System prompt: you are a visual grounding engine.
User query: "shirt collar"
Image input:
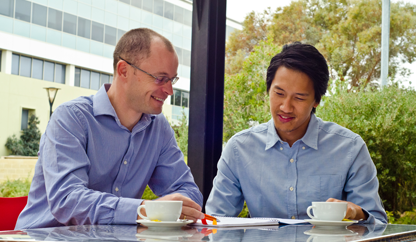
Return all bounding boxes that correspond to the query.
[93,84,156,122]
[93,84,117,118]
[300,113,319,150]
[265,113,319,151]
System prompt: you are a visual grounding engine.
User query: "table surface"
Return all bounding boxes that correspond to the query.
[0,223,416,242]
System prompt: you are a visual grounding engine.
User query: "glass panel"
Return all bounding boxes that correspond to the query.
[44,61,55,82]
[80,69,90,88]
[32,58,43,79]
[90,71,100,90]
[12,54,20,75]
[91,21,104,42]
[183,49,190,66]
[153,0,163,16]
[74,67,81,87]
[55,63,65,83]
[100,73,109,86]
[142,0,152,12]
[131,0,141,8]
[109,75,113,83]
[174,89,181,106]
[173,6,183,24]
[63,13,77,35]
[78,17,91,39]
[0,0,14,17]
[117,29,126,43]
[183,9,192,27]
[48,8,62,31]
[21,109,29,130]
[181,92,189,107]
[20,56,31,77]
[175,47,182,65]
[104,25,116,45]
[15,0,31,22]
[120,0,130,3]
[164,2,173,20]
[32,3,47,27]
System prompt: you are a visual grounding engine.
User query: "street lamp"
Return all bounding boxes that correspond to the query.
[44,87,60,118]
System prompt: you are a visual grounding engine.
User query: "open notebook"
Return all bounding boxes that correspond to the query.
[190,216,307,228]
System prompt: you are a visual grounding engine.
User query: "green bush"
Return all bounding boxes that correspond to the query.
[317,81,416,214]
[0,178,31,197]
[5,115,41,156]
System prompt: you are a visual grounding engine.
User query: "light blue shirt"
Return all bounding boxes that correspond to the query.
[16,84,202,229]
[206,114,387,224]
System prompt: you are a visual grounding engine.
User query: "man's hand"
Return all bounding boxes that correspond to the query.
[326,198,368,220]
[138,193,204,222]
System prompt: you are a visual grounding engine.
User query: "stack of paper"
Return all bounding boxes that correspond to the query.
[191,217,307,228]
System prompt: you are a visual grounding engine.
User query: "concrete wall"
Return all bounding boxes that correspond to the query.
[0,157,37,183]
[0,72,97,157]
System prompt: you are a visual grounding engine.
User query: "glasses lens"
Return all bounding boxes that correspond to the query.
[172,77,179,85]
[155,76,169,85]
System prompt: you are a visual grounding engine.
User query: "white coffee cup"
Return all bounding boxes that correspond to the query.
[137,201,183,221]
[306,202,347,221]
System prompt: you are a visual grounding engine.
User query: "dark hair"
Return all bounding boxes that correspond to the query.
[113,28,174,73]
[266,42,329,113]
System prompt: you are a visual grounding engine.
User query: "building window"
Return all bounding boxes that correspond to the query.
[11,53,66,83]
[74,67,113,90]
[171,89,189,108]
[0,0,14,18]
[21,109,29,130]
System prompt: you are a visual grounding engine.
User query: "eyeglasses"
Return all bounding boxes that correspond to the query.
[119,56,179,85]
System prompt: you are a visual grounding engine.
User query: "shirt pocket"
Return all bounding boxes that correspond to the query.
[308,175,343,201]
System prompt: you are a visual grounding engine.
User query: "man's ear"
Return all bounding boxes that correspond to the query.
[116,60,128,79]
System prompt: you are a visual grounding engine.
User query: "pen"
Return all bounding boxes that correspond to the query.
[204,214,221,223]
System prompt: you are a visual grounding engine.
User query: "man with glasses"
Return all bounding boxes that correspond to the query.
[16,28,204,229]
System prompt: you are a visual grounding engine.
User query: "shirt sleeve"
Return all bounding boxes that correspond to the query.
[205,138,245,217]
[345,136,388,224]
[42,105,141,225]
[147,120,203,207]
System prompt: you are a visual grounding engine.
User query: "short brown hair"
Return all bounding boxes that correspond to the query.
[113,28,174,73]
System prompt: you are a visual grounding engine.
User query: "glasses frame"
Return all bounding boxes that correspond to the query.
[118,57,179,85]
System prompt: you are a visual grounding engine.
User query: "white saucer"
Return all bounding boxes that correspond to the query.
[136,219,194,227]
[305,219,358,227]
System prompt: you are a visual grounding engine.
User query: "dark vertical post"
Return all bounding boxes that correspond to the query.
[188,0,227,210]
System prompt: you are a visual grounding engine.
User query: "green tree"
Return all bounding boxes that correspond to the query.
[171,110,189,156]
[226,0,416,89]
[223,39,280,141]
[5,115,41,156]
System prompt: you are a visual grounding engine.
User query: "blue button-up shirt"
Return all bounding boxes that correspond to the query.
[206,114,387,224]
[16,84,202,229]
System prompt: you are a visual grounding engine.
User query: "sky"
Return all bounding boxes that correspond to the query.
[226,0,416,89]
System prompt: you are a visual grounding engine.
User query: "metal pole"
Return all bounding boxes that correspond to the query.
[381,0,390,87]
[188,0,227,210]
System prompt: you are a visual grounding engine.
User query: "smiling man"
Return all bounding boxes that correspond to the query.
[15,28,204,229]
[206,42,387,224]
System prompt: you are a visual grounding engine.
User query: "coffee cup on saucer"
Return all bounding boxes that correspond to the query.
[137,201,183,221]
[306,202,347,221]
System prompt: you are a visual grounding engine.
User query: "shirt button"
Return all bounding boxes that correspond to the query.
[115,187,119,192]
[302,146,306,150]
[280,147,283,150]
[290,159,294,163]
[124,160,127,165]
[291,216,296,219]
[290,187,294,191]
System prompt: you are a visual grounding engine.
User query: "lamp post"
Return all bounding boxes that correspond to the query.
[44,87,60,118]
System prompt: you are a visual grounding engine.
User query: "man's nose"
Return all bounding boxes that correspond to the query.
[163,81,174,96]
[280,97,293,113]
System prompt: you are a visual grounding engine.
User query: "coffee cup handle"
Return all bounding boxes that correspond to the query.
[137,205,148,220]
[306,206,316,219]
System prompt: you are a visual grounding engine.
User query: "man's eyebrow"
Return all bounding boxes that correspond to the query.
[273,85,310,96]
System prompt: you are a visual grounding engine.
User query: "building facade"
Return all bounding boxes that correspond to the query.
[0,0,241,157]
